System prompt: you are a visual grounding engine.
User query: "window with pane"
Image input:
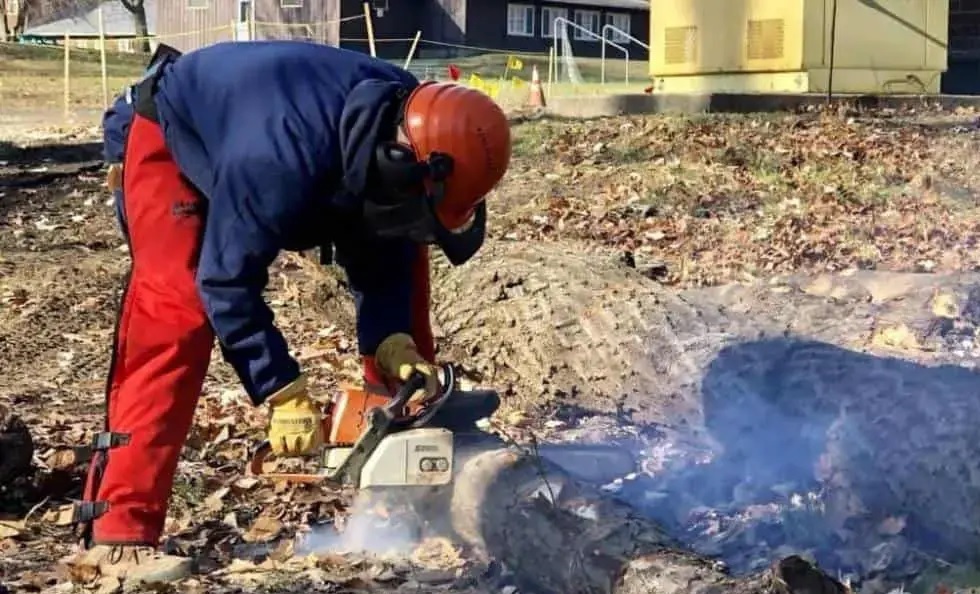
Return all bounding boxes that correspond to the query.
[541,6,568,39]
[573,9,600,41]
[604,12,631,43]
[507,3,535,37]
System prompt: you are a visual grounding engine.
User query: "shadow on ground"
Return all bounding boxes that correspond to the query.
[0,140,102,166]
[0,141,103,197]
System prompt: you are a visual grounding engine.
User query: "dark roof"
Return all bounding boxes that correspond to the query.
[24,0,158,37]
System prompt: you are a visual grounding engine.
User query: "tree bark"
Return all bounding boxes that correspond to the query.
[449,448,849,594]
[1,0,32,40]
[120,0,150,53]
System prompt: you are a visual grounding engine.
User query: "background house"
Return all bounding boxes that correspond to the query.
[21,0,157,52]
[943,0,980,93]
[341,0,649,59]
[154,0,649,60]
[155,0,341,52]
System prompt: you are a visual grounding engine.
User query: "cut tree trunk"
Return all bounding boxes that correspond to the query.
[449,447,849,594]
[299,240,980,561]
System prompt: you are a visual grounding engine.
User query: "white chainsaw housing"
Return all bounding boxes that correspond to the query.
[322,428,454,488]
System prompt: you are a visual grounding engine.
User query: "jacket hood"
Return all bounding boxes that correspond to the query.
[338,78,413,198]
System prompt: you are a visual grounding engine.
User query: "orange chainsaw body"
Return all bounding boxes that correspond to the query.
[323,383,420,446]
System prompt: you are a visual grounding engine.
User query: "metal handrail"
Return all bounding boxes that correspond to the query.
[601,24,649,49]
[552,17,628,85]
[600,24,648,85]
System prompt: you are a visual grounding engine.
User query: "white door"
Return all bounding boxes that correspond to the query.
[236,0,252,41]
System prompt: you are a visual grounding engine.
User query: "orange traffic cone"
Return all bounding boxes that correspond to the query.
[529,65,546,108]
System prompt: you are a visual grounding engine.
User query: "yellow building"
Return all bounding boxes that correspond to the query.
[648,0,949,94]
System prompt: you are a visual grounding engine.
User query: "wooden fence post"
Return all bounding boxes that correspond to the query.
[362,2,377,57]
[403,30,421,69]
[63,33,71,122]
[98,6,109,110]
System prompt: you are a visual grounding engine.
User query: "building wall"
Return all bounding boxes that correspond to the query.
[949,0,980,55]
[155,0,237,52]
[945,0,980,92]
[156,0,340,52]
[465,1,648,60]
[254,0,340,45]
[338,0,424,58]
[422,0,466,46]
[155,0,647,61]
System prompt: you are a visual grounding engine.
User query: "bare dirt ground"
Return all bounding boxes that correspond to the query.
[3,101,980,594]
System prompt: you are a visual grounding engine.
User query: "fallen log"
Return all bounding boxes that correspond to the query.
[299,241,980,564]
[449,448,849,594]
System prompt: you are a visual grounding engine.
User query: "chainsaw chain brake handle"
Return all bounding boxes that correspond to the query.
[247,364,457,482]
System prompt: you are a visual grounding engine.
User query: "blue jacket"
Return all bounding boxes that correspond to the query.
[102,91,133,241]
[102,91,132,164]
[106,41,425,405]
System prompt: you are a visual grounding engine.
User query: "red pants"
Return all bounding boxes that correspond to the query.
[78,114,436,546]
[79,114,215,545]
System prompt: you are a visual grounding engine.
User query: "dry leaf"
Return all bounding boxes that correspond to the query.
[0,520,24,538]
[203,486,230,512]
[233,477,259,491]
[872,324,921,351]
[932,292,959,319]
[45,446,91,470]
[243,516,282,543]
[43,505,76,526]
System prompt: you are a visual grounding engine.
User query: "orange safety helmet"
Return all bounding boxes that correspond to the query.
[365,81,511,265]
[401,81,512,233]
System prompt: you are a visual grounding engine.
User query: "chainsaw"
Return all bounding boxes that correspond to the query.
[249,363,642,490]
[248,364,498,489]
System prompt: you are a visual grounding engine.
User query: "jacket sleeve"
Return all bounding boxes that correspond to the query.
[102,91,134,164]
[196,150,314,405]
[334,235,419,356]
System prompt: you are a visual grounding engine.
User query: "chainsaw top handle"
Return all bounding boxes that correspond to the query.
[389,364,457,427]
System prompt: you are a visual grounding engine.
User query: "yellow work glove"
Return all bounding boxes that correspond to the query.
[266,374,323,456]
[375,333,440,405]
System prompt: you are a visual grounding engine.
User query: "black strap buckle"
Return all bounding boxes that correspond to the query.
[72,501,109,524]
[90,431,130,451]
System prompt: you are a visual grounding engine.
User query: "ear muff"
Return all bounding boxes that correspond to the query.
[374,142,429,192]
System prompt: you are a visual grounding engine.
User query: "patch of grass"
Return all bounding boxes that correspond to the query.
[406,51,648,85]
[1,43,148,113]
[511,120,561,158]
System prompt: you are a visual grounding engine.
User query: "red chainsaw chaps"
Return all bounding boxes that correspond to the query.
[84,114,214,545]
[362,244,436,391]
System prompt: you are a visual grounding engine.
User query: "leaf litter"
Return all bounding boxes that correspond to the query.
[2,108,980,593]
